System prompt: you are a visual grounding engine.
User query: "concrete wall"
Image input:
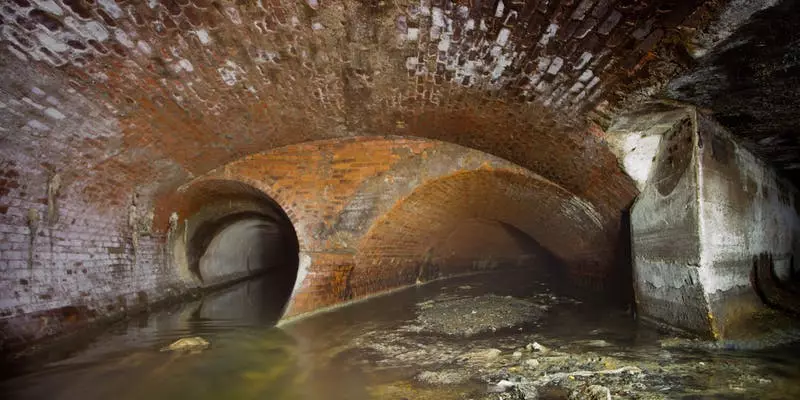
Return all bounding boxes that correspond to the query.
[615,103,800,339]
[627,108,710,335]
[696,114,800,338]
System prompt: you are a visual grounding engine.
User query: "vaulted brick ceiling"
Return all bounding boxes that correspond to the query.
[8,0,797,350]
[0,0,735,219]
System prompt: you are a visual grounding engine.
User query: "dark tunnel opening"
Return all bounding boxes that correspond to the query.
[180,181,301,324]
[495,220,567,276]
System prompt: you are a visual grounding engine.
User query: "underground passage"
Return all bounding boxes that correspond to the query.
[1,0,800,399]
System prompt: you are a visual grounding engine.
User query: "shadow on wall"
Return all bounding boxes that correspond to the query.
[352,169,621,301]
[613,208,635,307]
[167,180,300,319]
[752,253,800,316]
[425,218,566,281]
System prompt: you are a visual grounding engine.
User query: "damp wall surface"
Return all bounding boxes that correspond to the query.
[629,107,709,335]
[629,105,800,339]
[1,137,627,353]
[696,113,800,338]
[0,171,179,353]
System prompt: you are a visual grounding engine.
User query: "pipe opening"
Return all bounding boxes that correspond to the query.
[178,180,300,322]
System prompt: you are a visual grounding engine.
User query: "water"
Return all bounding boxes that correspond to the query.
[2,269,799,399]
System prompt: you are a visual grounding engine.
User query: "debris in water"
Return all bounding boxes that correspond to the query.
[160,337,210,353]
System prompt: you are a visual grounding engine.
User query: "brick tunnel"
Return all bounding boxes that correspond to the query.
[2,0,800,399]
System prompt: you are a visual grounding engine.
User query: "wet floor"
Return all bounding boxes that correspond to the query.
[2,268,800,399]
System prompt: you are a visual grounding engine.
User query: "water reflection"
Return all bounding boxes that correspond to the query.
[1,269,799,400]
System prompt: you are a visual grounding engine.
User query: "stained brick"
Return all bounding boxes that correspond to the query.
[0,0,721,349]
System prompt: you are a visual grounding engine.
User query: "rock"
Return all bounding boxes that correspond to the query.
[489,380,539,400]
[460,348,501,363]
[416,370,468,384]
[524,359,540,369]
[584,339,612,348]
[160,336,210,353]
[513,351,523,359]
[526,342,548,352]
[517,383,539,399]
[488,379,516,393]
[570,384,611,400]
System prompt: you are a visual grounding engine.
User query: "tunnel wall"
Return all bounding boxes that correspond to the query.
[696,114,800,339]
[198,219,281,284]
[351,169,614,300]
[626,108,710,335]
[180,137,623,316]
[2,0,662,349]
[624,104,800,339]
[0,134,630,352]
[1,0,787,350]
[0,133,625,351]
[0,164,175,350]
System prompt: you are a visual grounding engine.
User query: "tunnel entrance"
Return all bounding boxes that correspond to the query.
[173,180,300,322]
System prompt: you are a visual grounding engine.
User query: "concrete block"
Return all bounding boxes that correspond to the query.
[610,102,800,339]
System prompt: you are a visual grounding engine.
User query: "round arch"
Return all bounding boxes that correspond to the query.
[353,168,618,296]
[160,179,301,319]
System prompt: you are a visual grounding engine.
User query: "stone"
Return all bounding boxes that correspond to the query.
[489,379,516,392]
[415,370,468,385]
[513,351,523,359]
[524,359,540,369]
[460,348,502,363]
[488,379,539,399]
[517,383,539,400]
[526,342,548,352]
[584,339,612,348]
[160,336,210,353]
[570,384,611,400]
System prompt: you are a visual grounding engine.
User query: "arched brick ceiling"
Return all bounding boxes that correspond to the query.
[156,138,628,312]
[0,0,726,216]
[356,168,618,286]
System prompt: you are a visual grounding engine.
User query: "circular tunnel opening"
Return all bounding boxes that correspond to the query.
[175,180,300,323]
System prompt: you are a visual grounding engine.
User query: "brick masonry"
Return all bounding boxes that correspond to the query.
[0,0,714,219]
[167,137,629,315]
[0,135,634,348]
[0,0,735,349]
[0,161,180,350]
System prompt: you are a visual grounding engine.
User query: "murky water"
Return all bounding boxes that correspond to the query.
[2,269,800,399]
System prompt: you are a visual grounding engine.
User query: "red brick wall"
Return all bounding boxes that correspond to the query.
[0,133,631,349]
[0,0,686,251]
[166,138,624,315]
[0,0,732,349]
[349,168,616,300]
[0,160,179,351]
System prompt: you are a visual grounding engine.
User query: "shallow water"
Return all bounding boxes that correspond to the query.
[2,269,800,399]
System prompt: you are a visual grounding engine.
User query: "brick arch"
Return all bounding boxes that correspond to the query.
[153,176,308,252]
[146,137,627,316]
[352,168,617,296]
